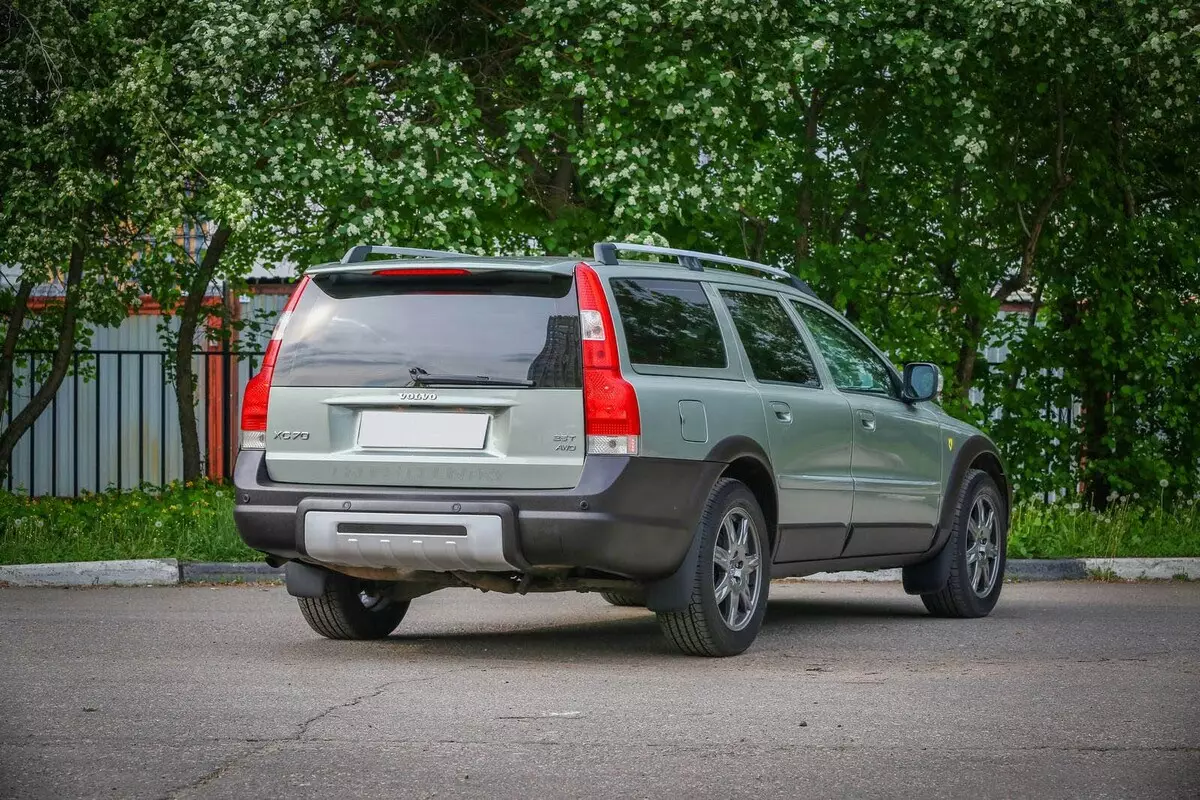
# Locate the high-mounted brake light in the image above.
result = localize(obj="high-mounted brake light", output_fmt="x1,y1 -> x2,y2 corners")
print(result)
371,268 -> 471,277
574,263 -> 640,456
239,274 -> 310,450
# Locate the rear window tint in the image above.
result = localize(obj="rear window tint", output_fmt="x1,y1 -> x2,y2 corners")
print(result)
274,271 -> 581,388
720,290 -> 820,387
610,278 -> 727,369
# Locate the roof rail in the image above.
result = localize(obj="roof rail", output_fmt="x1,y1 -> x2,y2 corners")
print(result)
592,242 -> 817,297
341,245 -> 468,263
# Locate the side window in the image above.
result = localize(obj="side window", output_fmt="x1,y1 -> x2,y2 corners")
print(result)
610,278 -> 727,369
791,302 -> 898,398
720,290 -> 820,387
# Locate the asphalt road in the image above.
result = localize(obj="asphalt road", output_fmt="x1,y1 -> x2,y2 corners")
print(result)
1,580 -> 1197,800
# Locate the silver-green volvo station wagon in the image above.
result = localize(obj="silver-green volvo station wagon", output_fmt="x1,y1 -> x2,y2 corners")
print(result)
233,242 -> 1010,656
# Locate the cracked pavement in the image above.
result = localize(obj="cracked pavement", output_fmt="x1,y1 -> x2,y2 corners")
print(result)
1,580 -> 1197,799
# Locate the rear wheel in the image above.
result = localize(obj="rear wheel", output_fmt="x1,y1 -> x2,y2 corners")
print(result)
920,469 -> 1007,618
297,572 -> 410,640
657,479 -> 770,657
599,590 -> 645,607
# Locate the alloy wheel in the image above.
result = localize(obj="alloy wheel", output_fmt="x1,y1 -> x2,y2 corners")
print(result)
712,508 -> 763,631
965,496 -> 1001,598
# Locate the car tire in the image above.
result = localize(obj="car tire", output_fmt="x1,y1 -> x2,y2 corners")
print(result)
599,590 -> 645,607
657,478 -> 770,657
919,469 -> 1007,618
297,572 -> 410,640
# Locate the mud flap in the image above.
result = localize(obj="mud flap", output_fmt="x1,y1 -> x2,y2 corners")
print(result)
284,561 -> 329,598
901,528 -> 951,595
643,529 -> 703,613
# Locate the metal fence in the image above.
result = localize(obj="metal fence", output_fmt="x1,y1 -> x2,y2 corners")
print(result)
4,349 -> 263,496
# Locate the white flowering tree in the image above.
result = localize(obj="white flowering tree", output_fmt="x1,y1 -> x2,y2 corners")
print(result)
0,1 -> 148,479
1,0 -> 1196,501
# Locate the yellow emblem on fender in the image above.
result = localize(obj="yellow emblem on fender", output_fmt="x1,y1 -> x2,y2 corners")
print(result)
947,437 -> 954,451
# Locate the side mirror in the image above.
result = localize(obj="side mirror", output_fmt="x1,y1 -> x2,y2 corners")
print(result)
902,362 -> 942,403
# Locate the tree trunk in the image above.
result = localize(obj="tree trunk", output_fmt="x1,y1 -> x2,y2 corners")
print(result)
175,224 -> 231,483
793,89 -> 823,264
1079,380 -> 1112,510
953,314 -> 985,398
0,247 -> 85,479
0,279 -> 34,422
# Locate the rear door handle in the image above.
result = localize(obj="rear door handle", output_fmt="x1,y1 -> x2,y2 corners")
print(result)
769,401 -> 793,424
857,410 -> 876,432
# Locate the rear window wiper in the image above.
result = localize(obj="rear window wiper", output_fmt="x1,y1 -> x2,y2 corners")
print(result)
409,367 -> 534,388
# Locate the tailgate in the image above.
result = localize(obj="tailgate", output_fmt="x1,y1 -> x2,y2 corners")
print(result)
264,266 -> 585,490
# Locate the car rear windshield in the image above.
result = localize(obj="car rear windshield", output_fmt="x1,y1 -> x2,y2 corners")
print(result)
273,270 -> 582,388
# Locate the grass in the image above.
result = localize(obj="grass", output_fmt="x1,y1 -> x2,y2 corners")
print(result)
1,485 -> 1198,566
0,482 -> 256,565
1007,498 -> 1200,559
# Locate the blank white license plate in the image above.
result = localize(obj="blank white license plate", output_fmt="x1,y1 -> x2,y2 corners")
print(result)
357,411 -> 489,450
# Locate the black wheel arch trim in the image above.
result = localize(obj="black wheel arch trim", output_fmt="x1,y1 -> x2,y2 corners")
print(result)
903,434 -> 1011,596
645,436 -> 776,613
703,434 -> 774,471
939,434 -> 1011,529
702,435 -> 778,533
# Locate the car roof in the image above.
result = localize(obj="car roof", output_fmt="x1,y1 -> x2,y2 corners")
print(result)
308,254 -> 817,298
304,248 -> 830,311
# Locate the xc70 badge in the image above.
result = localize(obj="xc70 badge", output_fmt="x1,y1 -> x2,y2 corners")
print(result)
274,431 -> 310,440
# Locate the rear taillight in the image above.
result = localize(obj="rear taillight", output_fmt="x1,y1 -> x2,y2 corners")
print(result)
239,275 -> 310,450
574,263 -> 640,456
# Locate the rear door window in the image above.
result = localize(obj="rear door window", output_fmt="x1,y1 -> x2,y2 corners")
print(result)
609,278 -> 727,369
720,289 -> 821,387
274,270 -> 581,388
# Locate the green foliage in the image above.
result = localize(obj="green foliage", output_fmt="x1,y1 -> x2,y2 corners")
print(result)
0,1 -> 148,334
1008,497 -> 1200,560
0,483 -> 254,565
2,0 -> 1197,506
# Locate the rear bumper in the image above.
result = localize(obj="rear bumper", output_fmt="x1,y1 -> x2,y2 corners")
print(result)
232,450 -> 723,580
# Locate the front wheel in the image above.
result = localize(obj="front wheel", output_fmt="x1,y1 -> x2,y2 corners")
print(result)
919,469 -> 1007,618
297,572 -> 410,640
657,478 -> 770,657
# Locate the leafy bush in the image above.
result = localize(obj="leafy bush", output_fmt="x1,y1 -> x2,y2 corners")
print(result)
0,482 -> 256,565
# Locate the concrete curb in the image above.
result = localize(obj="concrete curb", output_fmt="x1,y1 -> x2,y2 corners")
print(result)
1083,558 -> 1200,580
179,562 -> 284,583
0,559 -> 180,587
1009,558 -> 1090,581
1,558 -> 1196,588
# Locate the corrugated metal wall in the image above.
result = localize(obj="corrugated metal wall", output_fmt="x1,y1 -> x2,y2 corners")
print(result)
4,298 -> 276,496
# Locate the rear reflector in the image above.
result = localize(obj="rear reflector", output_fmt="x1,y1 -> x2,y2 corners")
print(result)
574,263 -> 640,456
239,274 -> 310,449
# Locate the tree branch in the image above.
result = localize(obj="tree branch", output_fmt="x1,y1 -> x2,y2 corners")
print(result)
0,239 -> 86,476
992,86 -> 1073,302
